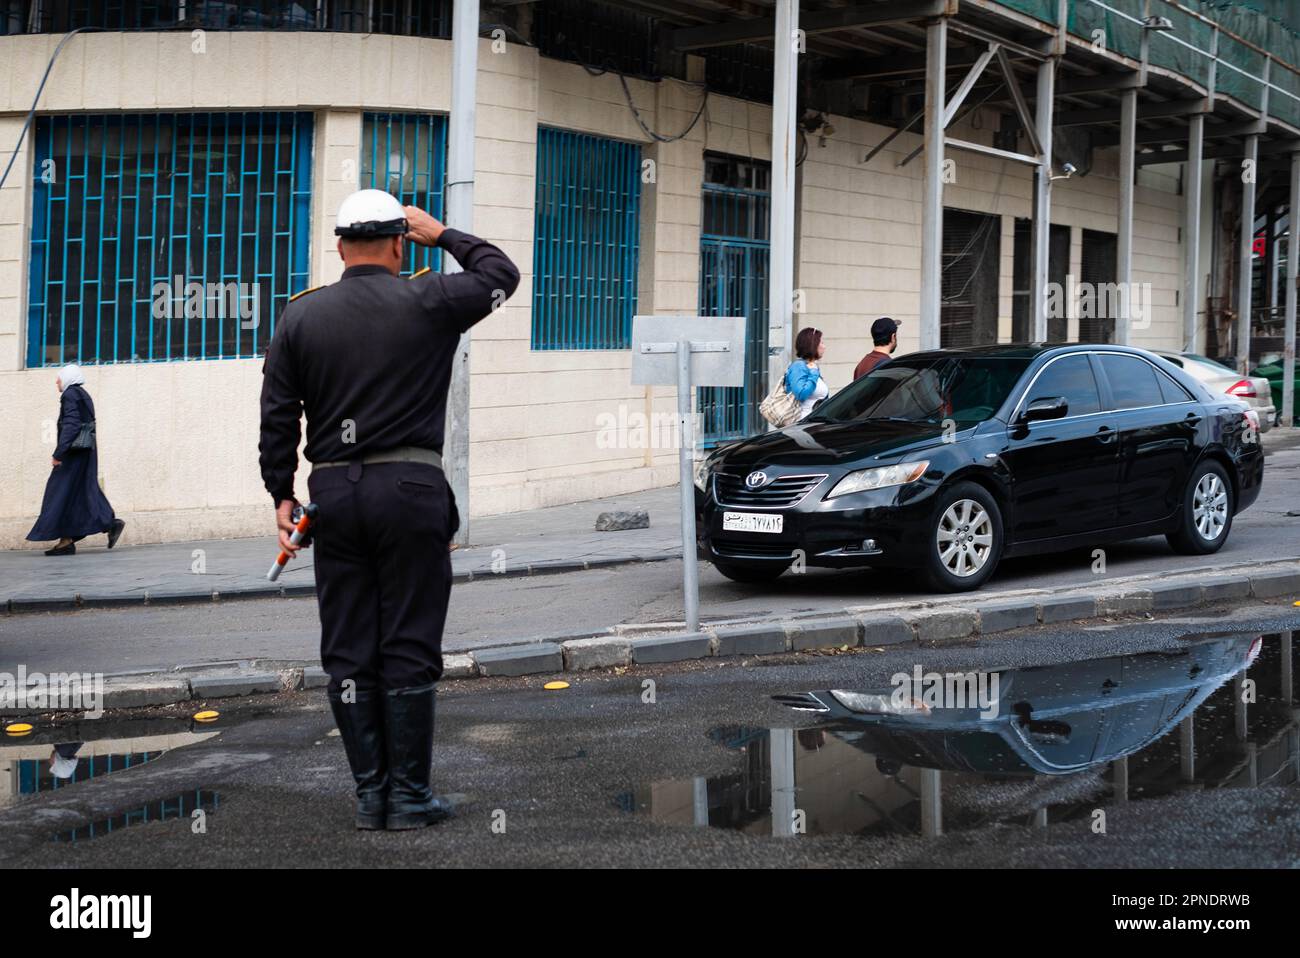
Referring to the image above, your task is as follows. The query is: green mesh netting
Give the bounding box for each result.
[988,1,1300,127]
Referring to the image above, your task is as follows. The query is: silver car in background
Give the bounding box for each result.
[1154,351,1275,431]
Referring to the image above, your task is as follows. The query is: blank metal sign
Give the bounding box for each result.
[630,315,746,387]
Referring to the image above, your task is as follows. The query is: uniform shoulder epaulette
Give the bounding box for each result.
[408,266,432,280]
[289,285,324,303]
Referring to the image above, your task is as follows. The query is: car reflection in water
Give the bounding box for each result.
[621,632,1299,840]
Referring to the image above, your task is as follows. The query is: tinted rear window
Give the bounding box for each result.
[1098,354,1164,410]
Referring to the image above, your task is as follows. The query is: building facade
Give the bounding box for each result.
[0,1,1295,548]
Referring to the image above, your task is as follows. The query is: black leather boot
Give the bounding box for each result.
[328,687,389,830]
[382,683,452,830]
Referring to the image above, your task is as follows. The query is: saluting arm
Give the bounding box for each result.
[404,205,521,332]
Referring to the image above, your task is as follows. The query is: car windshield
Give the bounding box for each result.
[811,355,1033,425]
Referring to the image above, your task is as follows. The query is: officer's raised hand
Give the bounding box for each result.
[403,206,445,247]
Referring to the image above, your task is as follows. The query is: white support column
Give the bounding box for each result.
[1030,58,1056,341]
[444,0,479,547]
[767,0,800,387]
[1285,152,1299,427]
[1238,134,1259,374]
[919,18,946,351]
[1117,89,1136,345]
[1183,114,1204,352]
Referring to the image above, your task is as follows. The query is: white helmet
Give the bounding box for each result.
[335,188,408,238]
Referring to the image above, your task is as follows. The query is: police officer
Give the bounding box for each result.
[259,189,519,830]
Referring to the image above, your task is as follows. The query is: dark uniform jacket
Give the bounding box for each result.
[258,228,520,505]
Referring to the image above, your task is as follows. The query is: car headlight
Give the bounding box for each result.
[829,690,931,716]
[825,460,929,499]
[693,458,712,492]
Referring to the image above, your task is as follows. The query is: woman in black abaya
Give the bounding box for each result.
[27,364,126,556]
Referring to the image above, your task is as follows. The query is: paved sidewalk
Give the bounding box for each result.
[0,485,680,611]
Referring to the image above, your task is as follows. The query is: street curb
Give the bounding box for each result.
[2,560,1297,716]
[0,552,677,614]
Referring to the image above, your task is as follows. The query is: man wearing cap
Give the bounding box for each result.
[853,317,902,381]
[258,189,519,830]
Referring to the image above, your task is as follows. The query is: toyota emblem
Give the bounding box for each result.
[745,471,770,489]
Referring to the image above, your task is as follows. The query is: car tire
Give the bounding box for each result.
[1166,459,1234,555]
[921,481,1004,593]
[711,559,791,583]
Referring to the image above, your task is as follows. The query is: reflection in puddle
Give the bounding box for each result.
[52,790,220,843]
[0,717,221,810]
[622,631,1299,839]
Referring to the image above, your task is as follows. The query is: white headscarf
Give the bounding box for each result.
[58,363,86,390]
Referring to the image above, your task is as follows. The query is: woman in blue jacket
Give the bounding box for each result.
[785,327,828,421]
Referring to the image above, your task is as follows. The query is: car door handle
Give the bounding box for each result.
[1096,425,1116,443]
[1184,412,1202,425]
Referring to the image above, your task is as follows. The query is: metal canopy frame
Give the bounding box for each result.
[608,0,1300,408]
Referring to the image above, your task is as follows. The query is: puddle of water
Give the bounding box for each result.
[51,790,220,844]
[622,631,1300,839]
[0,715,224,810]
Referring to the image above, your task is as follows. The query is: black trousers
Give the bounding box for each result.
[308,460,456,693]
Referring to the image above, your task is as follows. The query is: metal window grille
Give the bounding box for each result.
[532,0,657,79]
[3,1,449,35]
[532,127,641,351]
[26,111,313,367]
[699,153,770,445]
[361,112,448,275]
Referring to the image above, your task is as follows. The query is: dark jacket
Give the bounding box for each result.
[258,228,520,505]
[27,384,116,541]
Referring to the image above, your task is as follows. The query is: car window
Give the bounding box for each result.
[1025,354,1101,417]
[1099,354,1165,409]
[1156,370,1194,404]
[812,356,1031,425]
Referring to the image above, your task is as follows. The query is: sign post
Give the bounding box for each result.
[631,316,746,633]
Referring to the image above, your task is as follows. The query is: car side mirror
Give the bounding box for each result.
[1020,396,1068,423]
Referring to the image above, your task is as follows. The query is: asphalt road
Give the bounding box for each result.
[2,605,1297,868]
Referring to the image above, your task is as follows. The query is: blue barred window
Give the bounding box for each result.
[532,127,641,350]
[361,112,447,275]
[26,111,313,366]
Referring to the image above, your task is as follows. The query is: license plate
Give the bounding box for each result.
[722,512,783,534]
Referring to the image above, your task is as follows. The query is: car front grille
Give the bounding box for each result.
[712,539,798,560]
[713,472,827,508]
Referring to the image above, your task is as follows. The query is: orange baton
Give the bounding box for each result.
[267,502,318,582]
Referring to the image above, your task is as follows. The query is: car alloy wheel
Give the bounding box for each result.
[936,498,994,577]
[1192,472,1229,542]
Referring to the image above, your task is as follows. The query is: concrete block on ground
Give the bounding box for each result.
[630,632,713,664]
[906,609,978,643]
[857,615,916,647]
[102,676,190,710]
[189,673,282,699]
[790,617,860,651]
[713,623,789,657]
[1038,596,1098,624]
[1200,575,1252,603]
[442,654,477,679]
[562,636,632,670]
[1250,569,1300,599]
[302,666,330,689]
[595,510,650,531]
[474,643,563,677]
[975,599,1039,633]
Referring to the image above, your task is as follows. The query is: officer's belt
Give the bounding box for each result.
[311,446,443,474]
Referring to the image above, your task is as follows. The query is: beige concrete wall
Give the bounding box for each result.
[0,31,1192,548]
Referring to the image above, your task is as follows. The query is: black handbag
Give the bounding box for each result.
[67,389,96,451]
[70,420,96,451]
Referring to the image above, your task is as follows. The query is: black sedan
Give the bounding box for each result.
[695,344,1263,592]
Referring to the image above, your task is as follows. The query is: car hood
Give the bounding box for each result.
[714,418,954,468]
